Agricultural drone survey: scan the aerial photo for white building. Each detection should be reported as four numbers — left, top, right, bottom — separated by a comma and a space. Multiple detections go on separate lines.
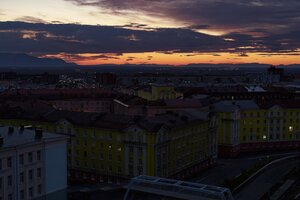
0, 126, 67, 200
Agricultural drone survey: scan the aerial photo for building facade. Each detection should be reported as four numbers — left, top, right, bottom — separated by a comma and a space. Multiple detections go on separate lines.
215, 100, 300, 156
0, 110, 217, 184
137, 85, 183, 101
0, 126, 67, 200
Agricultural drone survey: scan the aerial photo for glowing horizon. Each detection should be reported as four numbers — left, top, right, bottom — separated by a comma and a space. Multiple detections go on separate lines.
42, 51, 300, 66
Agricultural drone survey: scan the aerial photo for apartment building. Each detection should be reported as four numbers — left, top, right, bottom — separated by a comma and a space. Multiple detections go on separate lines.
0, 109, 217, 183
0, 126, 67, 200
215, 100, 300, 156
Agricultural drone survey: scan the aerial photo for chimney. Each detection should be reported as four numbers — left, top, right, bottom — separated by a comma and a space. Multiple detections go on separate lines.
8, 127, 14, 134
35, 127, 43, 139
0, 135, 3, 147
19, 125, 24, 133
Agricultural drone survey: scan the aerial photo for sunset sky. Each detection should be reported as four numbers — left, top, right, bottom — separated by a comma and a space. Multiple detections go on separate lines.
0, 0, 300, 65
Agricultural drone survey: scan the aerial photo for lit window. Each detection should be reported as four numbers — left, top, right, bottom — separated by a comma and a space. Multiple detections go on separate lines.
289, 126, 293, 132
263, 135, 267, 140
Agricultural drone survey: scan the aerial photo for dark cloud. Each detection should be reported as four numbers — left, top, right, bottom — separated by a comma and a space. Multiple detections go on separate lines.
44, 53, 121, 61
0, 21, 233, 54
0, 21, 299, 55
185, 54, 197, 57
67, 0, 300, 35
95, 54, 120, 59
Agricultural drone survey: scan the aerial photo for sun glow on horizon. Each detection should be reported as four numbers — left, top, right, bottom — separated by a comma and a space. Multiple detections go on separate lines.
41, 51, 300, 66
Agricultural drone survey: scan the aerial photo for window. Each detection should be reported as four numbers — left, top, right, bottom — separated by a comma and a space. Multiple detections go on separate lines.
20, 190, 25, 200
29, 169, 33, 180
29, 187, 34, 198
37, 168, 41, 178
116, 134, 121, 141
7, 157, 12, 168
139, 158, 143, 165
28, 152, 33, 163
138, 147, 143, 155
129, 146, 134, 153
20, 172, 24, 183
128, 164, 133, 175
8, 194, 12, 200
269, 135, 273, 140
8, 175, 12, 186
38, 184, 42, 194
138, 166, 143, 175
19, 154, 24, 165
37, 151, 41, 161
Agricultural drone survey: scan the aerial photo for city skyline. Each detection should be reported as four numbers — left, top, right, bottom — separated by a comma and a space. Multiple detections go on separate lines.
0, 0, 300, 65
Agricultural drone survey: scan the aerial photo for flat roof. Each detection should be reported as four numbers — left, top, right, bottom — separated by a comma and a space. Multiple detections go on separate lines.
124, 176, 233, 200
0, 126, 66, 149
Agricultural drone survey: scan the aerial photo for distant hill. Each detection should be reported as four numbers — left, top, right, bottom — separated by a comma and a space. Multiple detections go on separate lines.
0, 53, 76, 67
